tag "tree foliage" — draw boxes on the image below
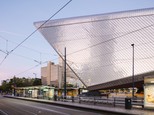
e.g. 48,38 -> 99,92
0,76 -> 42,93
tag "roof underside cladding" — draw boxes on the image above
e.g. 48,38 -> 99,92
34,8 -> 154,87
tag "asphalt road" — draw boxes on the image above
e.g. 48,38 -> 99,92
0,96 -> 116,115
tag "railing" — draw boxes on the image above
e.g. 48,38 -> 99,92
19,94 -> 144,109
113,97 -> 125,106
77,96 -> 144,108
56,96 -> 78,102
131,97 -> 144,108
13,93 -> 144,109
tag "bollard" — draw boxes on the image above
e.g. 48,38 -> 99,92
79,96 -> 81,103
54,94 -> 57,101
72,96 -> 74,102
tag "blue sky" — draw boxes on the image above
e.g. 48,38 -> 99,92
0,0 -> 154,83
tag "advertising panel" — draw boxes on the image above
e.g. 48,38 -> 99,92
144,84 -> 154,109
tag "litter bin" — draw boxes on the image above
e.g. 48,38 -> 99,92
125,98 -> 132,109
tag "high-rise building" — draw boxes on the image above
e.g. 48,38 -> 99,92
41,61 -> 62,87
41,61 -> 77,88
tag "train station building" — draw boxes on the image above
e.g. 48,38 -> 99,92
34,8 -> 154,108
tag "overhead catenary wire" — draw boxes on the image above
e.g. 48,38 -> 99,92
9,0 -> 72,54
52,20 -> 154,84
48,42 -> 88,88
41,13 -> 154,28
0,35 -> 7,41
0,54 -> 8,65
0,48 -> 43,64
0,16 -> 153,65
76,54 -> 154,73
55,19 -> 154,86
40,13 -> 154,57
15,57 -> 59,76
67,37 -> 154,63
3,6 -> 154,87
0,35 -> 37,54
0,0 -> 72,66
67,23 -> 154,56
0,49 -> 7,54
0,35 -> 57,63
15,64 -> 41,76
0,35 -> 9,53
43,15 -> 154,67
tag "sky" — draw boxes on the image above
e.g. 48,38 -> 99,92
0,0 -> 154,84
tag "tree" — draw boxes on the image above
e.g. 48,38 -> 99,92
33,78 -> 42,86
0,77 -> 42,93
1,80 -> 11,93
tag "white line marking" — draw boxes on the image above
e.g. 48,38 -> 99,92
0,110 -> 8,115
28,105 -> 70,115
9,101 -> 70,115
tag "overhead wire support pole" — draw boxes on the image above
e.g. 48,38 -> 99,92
0,54 -> 8,65
131,44 -> 135,98
64,47 -> 67,98
48,44 -> 87,88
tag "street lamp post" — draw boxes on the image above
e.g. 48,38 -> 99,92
13,76 -> 16,96
131,44 -> 135,98
64,47 -> 67,99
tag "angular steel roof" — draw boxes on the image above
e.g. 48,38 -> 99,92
88,71 -> 154,90
34,8 -> 154,87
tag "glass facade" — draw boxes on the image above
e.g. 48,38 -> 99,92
34,8 -> 154,87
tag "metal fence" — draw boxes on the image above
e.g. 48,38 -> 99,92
57,96 -> 144,109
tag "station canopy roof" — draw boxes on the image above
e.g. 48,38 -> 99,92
34,8 -> 154,88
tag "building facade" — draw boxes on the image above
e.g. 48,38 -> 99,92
41,61 -> 78,88
15,86 -> 55,99
41,61 -> 62,87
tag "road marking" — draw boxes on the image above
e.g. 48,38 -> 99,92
17,108 -> 37,115
9,101 -> 70,115
25,105 -> 70,115
6,98 -> 95,114
0,110 -> 8,115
